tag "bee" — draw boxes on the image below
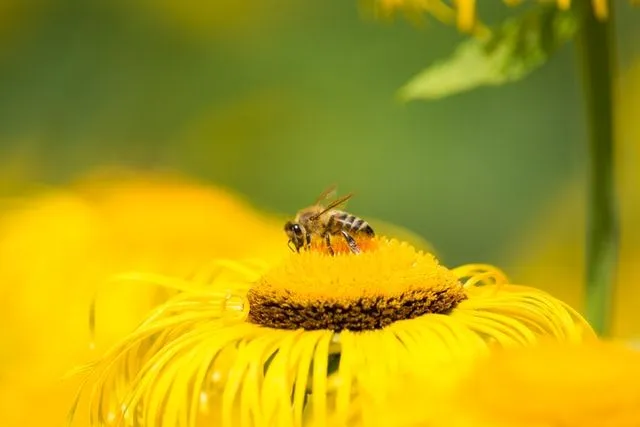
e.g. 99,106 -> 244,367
284,186 -> 375,255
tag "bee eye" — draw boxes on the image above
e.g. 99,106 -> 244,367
284,222 -> 299,233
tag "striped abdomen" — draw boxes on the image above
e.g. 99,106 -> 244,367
328,210 -> 375,236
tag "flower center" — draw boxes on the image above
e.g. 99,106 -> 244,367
247,237 -> 468,331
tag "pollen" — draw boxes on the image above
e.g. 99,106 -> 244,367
247,237 -> 467,330
308,232 -> 380,254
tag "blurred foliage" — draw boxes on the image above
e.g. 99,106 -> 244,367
131,0 -> 299,40
399,5 -> 579,101
508,59 -> 640,339
0,1 -> 53,52
0,0 -> 607,267
0,0 -> 636,269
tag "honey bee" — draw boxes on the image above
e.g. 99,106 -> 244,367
284,186 -> 375,255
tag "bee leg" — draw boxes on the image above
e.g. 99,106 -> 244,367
324,233 -> 335,256
341,230 -> 361,254
305,233 -> 312,251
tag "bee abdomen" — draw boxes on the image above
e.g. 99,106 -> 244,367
359,221 -> 375,236
335,213 -> 375,236
353,218 -> 374,236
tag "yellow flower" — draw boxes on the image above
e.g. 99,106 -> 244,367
372,340 -> 640,427
0,170 -> 286,427
369,0 -> 617,32
70,237 -> 593,427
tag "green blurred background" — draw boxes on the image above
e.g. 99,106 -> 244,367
0,0 -> 638,267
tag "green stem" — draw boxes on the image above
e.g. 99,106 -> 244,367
574,2 -> 619,337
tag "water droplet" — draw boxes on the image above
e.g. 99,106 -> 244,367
225,294 -> 246,312
199,391 -> 208,405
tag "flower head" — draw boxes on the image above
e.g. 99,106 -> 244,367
248,238 -> 466,331
71,236 -> 593,427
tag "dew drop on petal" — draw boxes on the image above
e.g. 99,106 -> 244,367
199,391 -> 209,406
225,294 -> 246,312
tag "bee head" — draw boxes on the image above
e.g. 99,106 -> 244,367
284,221 -> 304,252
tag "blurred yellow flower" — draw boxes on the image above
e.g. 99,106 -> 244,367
509,61 -> 640,339
372,340 -> 640,427
71,237 -> 592,427
0,170 -> 286,427
370,0 -> 618,32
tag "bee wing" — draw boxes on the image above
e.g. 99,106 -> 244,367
309,193 -> 354,220
313,184 -> 339,205
366,217 -> 437,255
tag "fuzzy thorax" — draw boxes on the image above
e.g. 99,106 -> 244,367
247,237 -> 467,331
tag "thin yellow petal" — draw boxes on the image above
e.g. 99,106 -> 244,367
454,0 -> 476,32
452,263 -> 509,286
592,0 -> 609,20
454,311 -> 534,345
220,331 -> 284,427
311,332 -> 333,426
139,328 -> 233,425
334,332 -> 355,425
239,333 -> 285,427
292,331 -> 325,426
259,329 -> 306,427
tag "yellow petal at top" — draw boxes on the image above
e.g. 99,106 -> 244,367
70,236 -> 593,427
368,0 -> 620,31
0,169 -> 286,427
454,0 -> 475,33
370,340 -> 640,427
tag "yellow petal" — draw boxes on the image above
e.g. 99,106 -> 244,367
592,0 -> 609,19
454,0 -> 476,33
0,170 -> 285,427
557,0 -> 572,10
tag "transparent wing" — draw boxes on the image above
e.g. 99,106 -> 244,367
313,184 -> 339,205
309,193 -> 354,220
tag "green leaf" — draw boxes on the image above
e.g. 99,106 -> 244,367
398,5 -> 579,101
